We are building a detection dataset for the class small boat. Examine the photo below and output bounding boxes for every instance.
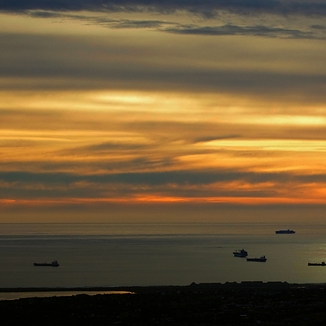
[34,260,59,267]
[246,256,267,262]
[275,229,295,234]
[233,249,248,257]
[308,262,326,266]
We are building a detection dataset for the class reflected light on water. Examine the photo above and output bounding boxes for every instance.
[0,290,134,301]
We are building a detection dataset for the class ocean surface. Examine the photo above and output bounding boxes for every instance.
[1,223,326,295]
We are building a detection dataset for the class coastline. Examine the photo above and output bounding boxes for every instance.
[1,281,326,300]
[1,282,326,325]
[1,280,326,292]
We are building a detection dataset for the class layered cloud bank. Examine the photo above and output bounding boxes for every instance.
[1,1,326,222]
[2,0,326,15]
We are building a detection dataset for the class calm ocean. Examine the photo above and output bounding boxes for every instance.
[1,223,326,293]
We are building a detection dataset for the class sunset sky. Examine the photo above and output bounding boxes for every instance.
[1,1,326,223]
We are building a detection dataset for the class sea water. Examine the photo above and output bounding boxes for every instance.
[1,223,326,291]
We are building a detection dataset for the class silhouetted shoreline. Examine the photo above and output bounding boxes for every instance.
[1,282,326,325]
[1,280,326,294]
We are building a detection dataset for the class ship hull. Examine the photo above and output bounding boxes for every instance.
[308,262,326,266]
[33,261,59,267]
[275,230,295,234]
[246,257,267,262]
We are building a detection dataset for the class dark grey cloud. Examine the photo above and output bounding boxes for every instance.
[193,135,240,143]
[1,169,325,188]
[55,12,322,39]
[1,0,326,17]
[2,55,325,99]
[166,24,316,39]
[3,3,326,40]
[82,142,149,152]
[107,19,168,29]
[18,10,320,39]
[1,32,326,97]
[27,11,169,29]
[1,169,326,200]
[311,24,326,30]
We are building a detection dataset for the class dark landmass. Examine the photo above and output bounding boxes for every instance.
[1,282,326,325]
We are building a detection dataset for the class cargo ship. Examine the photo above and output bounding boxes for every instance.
[308,262,326,266]
[246,256,267,262]
[275,229,295,234]
[233,249,248,257]
[33,260,59,267]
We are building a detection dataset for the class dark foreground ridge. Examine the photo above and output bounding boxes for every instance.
[1,282,326,325]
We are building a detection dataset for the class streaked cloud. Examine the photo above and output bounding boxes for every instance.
[2,1,326,17]
[166,24,320,39]
[2,0,326,42]
[1,1,326,222]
